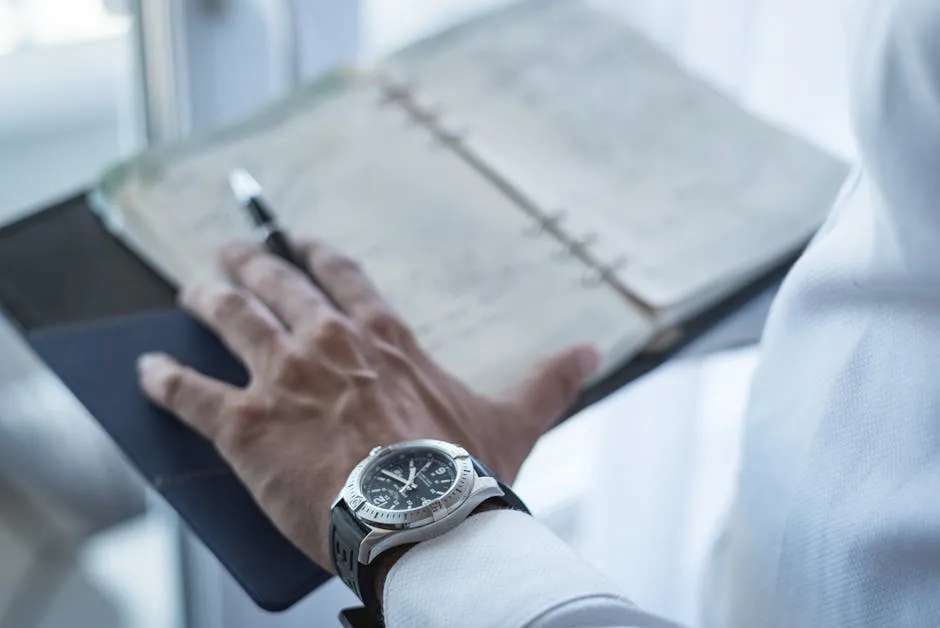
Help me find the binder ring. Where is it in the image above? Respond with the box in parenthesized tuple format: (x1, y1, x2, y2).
(606, 256, 628, 274)
(428, 127, 468, 149)
(553, 232, 597, 261)
(523, 209, 567, 237)
(580, 266, 605, 287)
(377, 80, 411, 106)
(407, 101, 440, 128)
(421, 103, 443, 123)
(580, 256, 628, 288)
(383, 79, 415, 102)
(572, 232, 598, 253)
(440, 126, 468, 143)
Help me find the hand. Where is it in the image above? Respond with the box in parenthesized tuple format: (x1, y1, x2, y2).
(137, 239, 599, 570)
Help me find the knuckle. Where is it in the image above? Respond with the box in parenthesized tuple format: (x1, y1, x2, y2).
(256, 262, 293, 291)
(317, 316, 358, 344)
(209, 288, 250, 320)
(361, 307, 409, 342)
(552, 365, 580, 393)
(558, 363, 585, 395)
(315, 317, 361, 355)
(158, 368, 187, 408)
(272, 349, 311, 387)
(251, 322, 281, 347)
(320, 252, 363, 278)
(304, 316, 362, 364)
(228, 395, 268, 422)
(218, 396, 267, 453)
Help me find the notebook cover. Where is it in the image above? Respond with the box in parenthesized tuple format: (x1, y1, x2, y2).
(28, 309, 330, 612)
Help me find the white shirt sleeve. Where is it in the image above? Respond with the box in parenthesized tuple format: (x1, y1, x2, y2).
(383, 509, 685, 628)
(704, 1, 940, 626)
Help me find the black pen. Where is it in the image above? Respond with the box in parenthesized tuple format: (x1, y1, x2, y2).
(228, 168, 336, 305)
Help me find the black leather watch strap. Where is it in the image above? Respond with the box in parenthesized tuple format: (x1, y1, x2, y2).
(330, 502, 375, 603)
(471, 458, 530, 514)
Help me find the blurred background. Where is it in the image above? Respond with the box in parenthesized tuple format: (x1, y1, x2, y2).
(0, 1, 856, 627)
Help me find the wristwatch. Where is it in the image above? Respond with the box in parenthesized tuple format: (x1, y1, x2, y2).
(330, 439, 529, 626)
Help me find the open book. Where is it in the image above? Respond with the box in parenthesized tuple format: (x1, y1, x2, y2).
(92, 0, 848, 398)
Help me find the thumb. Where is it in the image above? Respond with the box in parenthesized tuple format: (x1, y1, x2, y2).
(506, 344, 600, 431)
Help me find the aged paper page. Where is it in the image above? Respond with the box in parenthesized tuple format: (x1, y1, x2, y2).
(101, 76, 654, 396)
(386, 0, 848, 312)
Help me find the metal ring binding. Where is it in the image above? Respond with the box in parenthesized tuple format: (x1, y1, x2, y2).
(378, 85, 410, 108)
(439, 125, 468, 144)
(580, 266, 605, 287)
(580, 255, 628, 288)
(376, 84, 401, 107)
(606, 255, 629, 274)
(431, 119, 468, 146)
(523, 209, 567, 237)
(572, 232, 598, 252)
(553, 231, 597, 261)
(418, 104, 468, 147)
(421, 103, 443, 122)
(381, 77, 415, 102)
(408, 99, 438, 129)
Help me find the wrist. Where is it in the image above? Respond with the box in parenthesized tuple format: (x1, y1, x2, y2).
(373, 499, 510, 608)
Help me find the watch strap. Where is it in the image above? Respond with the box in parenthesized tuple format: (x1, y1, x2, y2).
(330, 502, 376, 603)
(339, 606, 381, 628)
(471, 458, 530, 514)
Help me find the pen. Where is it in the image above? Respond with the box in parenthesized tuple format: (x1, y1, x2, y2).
(228, 168, 337, 305)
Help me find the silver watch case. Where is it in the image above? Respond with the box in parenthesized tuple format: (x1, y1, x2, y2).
(333, 439, 505, 565)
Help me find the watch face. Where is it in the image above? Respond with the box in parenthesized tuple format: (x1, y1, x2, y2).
(360, 447, 458, 511)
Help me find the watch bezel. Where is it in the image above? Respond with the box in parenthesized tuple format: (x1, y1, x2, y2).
(340, 439, 474, 530)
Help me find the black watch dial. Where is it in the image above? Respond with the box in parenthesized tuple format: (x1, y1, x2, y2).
(360, 448, 458, 511)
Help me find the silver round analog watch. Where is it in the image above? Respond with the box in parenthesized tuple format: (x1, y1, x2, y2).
(329, 439, 529, 625)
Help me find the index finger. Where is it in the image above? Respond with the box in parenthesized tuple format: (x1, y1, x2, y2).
(297, 239, 391, 319)
(220, 242, 333, 330)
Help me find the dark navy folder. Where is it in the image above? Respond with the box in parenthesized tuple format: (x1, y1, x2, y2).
(28, 309, 331, 612)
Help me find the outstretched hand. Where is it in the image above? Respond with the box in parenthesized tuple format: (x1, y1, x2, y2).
(138, 239, 598, 569)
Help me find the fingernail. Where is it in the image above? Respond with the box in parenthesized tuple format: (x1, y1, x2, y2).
(137, 352, 161, 373)
(574, 346, 600, 378)
(177, 284, 197, 307)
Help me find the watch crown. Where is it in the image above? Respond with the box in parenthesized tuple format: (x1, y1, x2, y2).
(368, 446, 383, 457)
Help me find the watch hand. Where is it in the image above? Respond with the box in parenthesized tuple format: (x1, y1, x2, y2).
(380, 469, 411, 486)
(400, 465, 418, 494)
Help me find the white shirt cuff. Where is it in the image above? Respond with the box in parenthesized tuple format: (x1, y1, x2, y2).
(382, 509, 684, 628)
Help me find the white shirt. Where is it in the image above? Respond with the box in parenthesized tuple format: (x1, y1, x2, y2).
(383, 0, 940, 625)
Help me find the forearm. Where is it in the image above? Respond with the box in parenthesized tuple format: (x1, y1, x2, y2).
(379, 509, 686, 628)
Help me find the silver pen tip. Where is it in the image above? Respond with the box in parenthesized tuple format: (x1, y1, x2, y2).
(228, 168, 262, 204)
